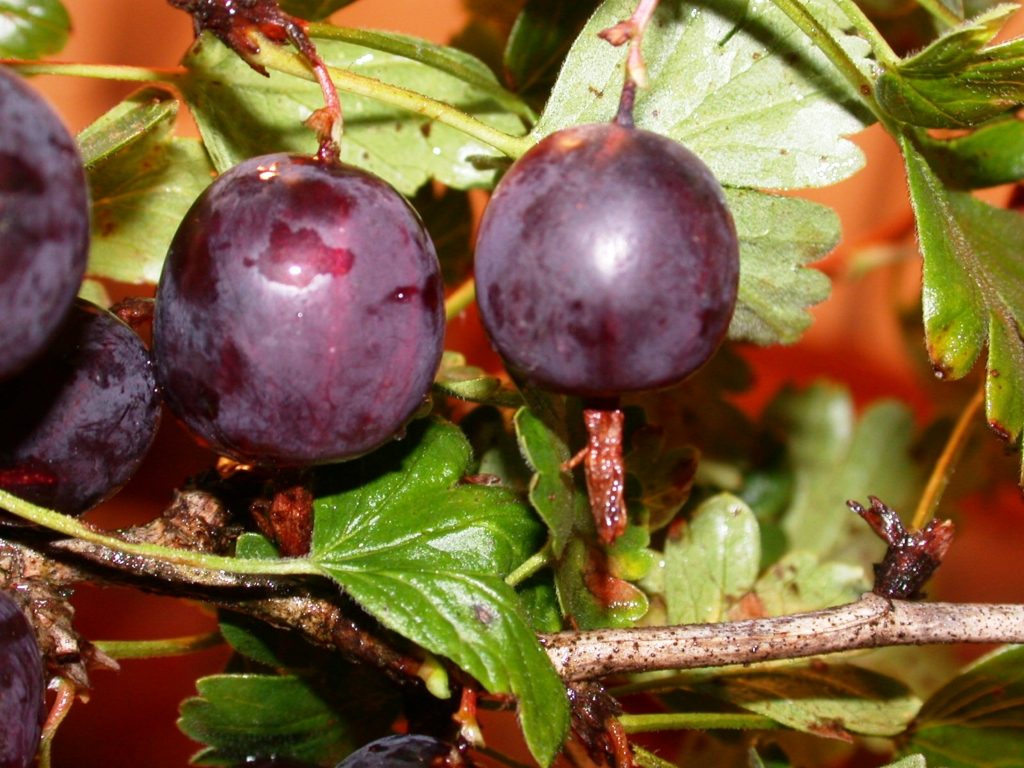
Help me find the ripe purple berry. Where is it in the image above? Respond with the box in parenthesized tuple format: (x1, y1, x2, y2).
(474, 122, 739, 397)
(153, 154, 445, 465)
(0, 66, 89, 381)
(0, 590, 45, 768)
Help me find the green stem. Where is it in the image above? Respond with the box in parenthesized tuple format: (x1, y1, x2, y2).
(830, 0, 901, 68)
(0, 60, 177, 83)
(620, 712, 779, 733)
(632, 746, 679, 768)
(445, 278, 477, 322)
(248, 42, 533, 159)
(766, 0, 891, 125)
(505, 543, 553, 587)
(915, 0, 962, 29)
(0, 490, 321, 578)
(307, 24, 536, 122)
(94, 631, 224, 660)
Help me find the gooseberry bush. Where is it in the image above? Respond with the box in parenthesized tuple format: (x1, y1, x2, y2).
(4, 0, 1024, 766)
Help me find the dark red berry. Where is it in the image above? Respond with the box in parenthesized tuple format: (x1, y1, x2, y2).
(474, 122, 739, 397)
(153, 154, 445, 465)
(0, 66, 90, 381)
(0, 590, 45, 768)
(0, 300, 161, 515)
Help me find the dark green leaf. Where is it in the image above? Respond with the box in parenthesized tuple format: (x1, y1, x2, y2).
(536, 0, 873, 189)
(552, 534, 649, 629)
(180, 30, 527, 194)
(902, 134, 1024, 459)
(877, 5, 1024, 128)
(82, 87, 214, 285)
(279, 0, 356, 20)
(0, 0, 69, 58)
(309, 419, 568, 766)
(702, 664, 920, 738)
(909, 646, 1024, 767)
(919, 118, 1024, 189)
(514, 406, 577, 554)
(663, 494, 759, 625)
(517, 575, 563, 633)
(726, 189, 836, 346)
(767, 384, 922, 561)
(178, 674, 358, 766)
(503, 0, 600, 105)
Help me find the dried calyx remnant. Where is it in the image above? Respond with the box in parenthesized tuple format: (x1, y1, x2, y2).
(168, 0, 342, 161)
(848, 495, 955, 600)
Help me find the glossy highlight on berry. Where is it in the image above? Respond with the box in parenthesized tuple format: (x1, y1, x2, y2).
(474, 122, 739, 397)
(153, 153, 445, 466)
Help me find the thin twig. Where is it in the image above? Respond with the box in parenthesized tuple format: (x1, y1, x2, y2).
(911, 386, 984, 530)
(541, 593, 1024, 681)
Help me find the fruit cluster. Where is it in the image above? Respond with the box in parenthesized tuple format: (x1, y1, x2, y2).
(0, 30, 738, 756)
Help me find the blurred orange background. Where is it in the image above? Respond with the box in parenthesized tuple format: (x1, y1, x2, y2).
(20, 1, 1024, 766)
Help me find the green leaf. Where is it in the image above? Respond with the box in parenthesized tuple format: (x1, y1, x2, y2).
(702, 664, 920, 739)
(514, 406, 577, 554)
(503, 0, 600, 105)
(902, 135, 1024, 456)
(0, 0, 69, 58)
(180, 30, 527, 194)
(81, 88, 214, 285)
(553, 534, 650, 629)
(918, 117, 1024, 189)
(663, 493, 759, 625)
(278, 0, 356, 20)
(877, 5, 1024, 128)
(727, 189, 836, 346)
(768, 384, 922, 561)
(178, 674, 358, 766)
(908, 646, 1024, 767)
(884, 757, 928, 768)
(754, 551, 866, 616)
(434, 351, 523, 408)
(535, 0, 872, 189)
(309, 419, 568, 766)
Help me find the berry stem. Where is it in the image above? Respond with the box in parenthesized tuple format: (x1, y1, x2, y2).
(620, 712, 778, 733)
(93, 631, 224, 660)
(444, 277, 477, 322)
(37, 677, 76, 768)
(246, 42, 534, 159)
(599, 0, 662, 127)
(0, 60, 176, 82)
(504, 543, 553, 588)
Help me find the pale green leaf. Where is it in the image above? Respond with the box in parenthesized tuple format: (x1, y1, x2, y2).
(180, 30, 527, 194)
(535, 0, 872, 189)
(664, 493, 760, 625)
(727, 189, 836, 345)
(704, 664, 920, 738)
